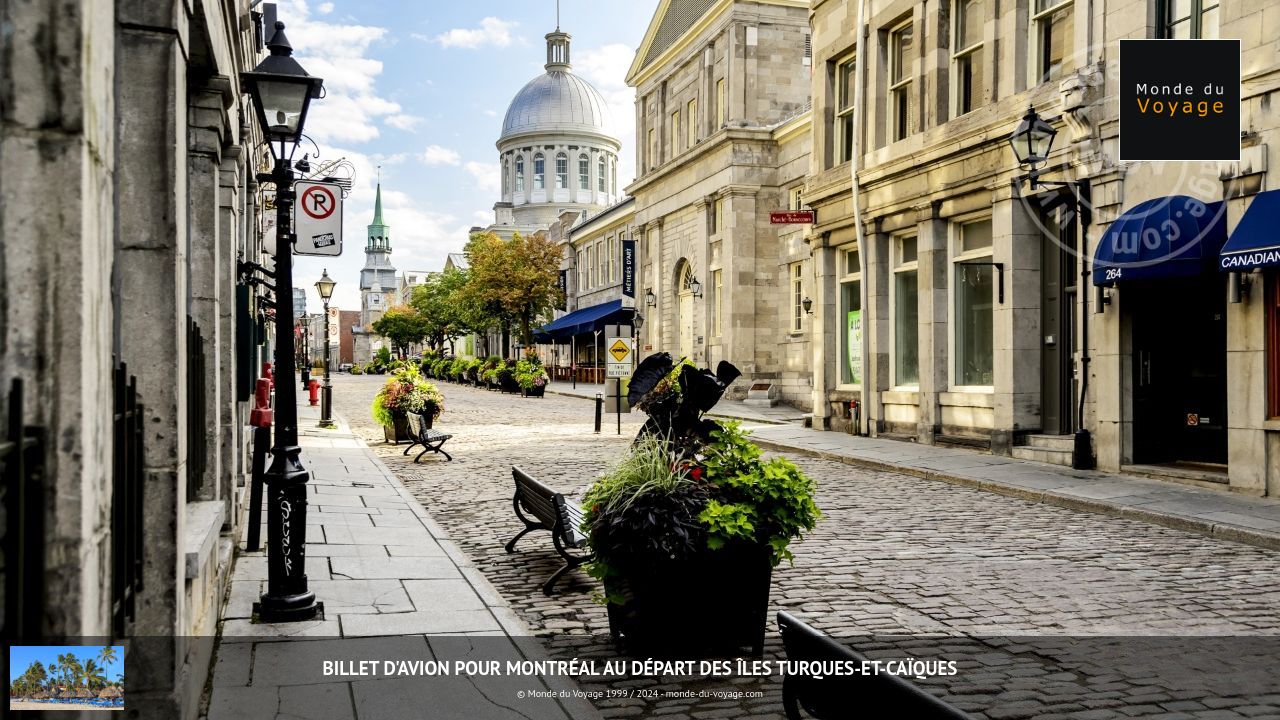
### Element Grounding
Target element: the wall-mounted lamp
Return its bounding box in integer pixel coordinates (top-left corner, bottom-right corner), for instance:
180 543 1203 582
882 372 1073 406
689 277 703 298
1229 271 1252 304
633 314 645 331
1093 285 1112 314
645 288 657 307
802 297 814 314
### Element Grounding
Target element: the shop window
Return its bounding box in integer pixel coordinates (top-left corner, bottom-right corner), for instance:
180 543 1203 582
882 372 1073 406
953 0 984 116
894 236 920 386
791 262 804 332
1033 0 1073 83
954 219 994 386
839 247 863 385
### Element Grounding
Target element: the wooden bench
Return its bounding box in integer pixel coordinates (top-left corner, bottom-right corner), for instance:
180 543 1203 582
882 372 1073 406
505 466 593 595
777 611 970 719
403 413 452 462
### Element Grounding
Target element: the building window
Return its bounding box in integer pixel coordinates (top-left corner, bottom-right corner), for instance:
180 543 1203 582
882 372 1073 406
578 248 587 291
648 128 657 168
789 186 804 211
597 155 606 192
1033 0 1073 83
585 245 594 289
710 197 726 234
791 262 804 332
534 153 545 189
834 54 856 164
953 0 984 116
597 241 606 286
839 247 862 385
687 98 698 147
1268 274 1280 416
515 156 525 192
1163 0 1219 38
578 154 589 190
712 269 723 336
893 236 919 386
555 152 568 190
671 110 681 155
889 20 914 141
954 219 994 387
716 78 726 127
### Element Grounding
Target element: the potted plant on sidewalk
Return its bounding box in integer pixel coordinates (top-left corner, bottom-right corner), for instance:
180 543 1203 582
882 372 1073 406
581 353 821 657
372 365 445 443
514 355 549 397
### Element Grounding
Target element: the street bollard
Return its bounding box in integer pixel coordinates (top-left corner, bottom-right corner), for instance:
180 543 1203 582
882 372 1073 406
300 366 311 391
594 392 603 434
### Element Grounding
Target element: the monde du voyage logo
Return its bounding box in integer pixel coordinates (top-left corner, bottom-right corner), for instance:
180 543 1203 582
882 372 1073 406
1120 39 1240 162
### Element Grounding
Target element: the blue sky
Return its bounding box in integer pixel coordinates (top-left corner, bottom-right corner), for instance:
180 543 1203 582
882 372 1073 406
282 0 654 310
9 646 125 683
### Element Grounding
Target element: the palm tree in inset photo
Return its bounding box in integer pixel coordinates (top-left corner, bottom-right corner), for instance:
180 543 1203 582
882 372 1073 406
98 646 117 668
81 659 106 691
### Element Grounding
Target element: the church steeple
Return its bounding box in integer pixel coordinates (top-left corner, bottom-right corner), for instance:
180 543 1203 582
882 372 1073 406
366 182 390 252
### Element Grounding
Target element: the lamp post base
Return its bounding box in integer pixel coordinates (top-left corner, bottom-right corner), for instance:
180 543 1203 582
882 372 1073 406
1072 429 1096 470
254 598 324 623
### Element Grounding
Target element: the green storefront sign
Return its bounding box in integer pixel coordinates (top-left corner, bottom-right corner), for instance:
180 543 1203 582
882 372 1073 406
847 309 862 385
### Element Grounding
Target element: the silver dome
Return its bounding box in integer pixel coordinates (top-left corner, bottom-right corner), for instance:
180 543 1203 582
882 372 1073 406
499 71 617 144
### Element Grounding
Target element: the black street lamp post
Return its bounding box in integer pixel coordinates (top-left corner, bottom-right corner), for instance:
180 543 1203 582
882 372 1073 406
1008 105 1095 471
316 269 336 429
243 21 325 622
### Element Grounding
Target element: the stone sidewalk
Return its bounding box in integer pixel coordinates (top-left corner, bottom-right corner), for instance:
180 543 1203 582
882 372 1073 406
203 402 601 720
747 424 1280 551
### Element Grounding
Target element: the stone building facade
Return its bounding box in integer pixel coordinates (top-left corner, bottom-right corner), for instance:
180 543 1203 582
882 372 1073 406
627 0 814 407
805 0 1280 497
0 0 276 716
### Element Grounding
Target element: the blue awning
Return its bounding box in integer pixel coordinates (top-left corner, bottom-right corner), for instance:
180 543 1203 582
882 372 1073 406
1092 196 1227 286
1220 189 1280 271
533 299 631 343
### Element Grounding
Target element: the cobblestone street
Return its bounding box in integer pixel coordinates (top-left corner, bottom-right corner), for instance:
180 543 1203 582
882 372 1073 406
332 374 1280 720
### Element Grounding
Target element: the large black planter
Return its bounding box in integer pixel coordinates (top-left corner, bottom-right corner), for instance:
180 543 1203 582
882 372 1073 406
604 542 772 657
383 412 411 444
521 384 546 398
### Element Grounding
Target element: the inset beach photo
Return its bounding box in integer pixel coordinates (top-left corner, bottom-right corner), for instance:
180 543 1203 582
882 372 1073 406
8 646 124 712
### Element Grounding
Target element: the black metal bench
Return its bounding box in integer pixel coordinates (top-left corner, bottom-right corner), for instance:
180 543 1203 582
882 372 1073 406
505 466 593 595
403 413 452 462
777 611 970 719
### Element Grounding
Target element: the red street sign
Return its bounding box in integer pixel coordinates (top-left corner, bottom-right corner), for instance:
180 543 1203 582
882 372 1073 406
300 184 337 220
770 211 814 224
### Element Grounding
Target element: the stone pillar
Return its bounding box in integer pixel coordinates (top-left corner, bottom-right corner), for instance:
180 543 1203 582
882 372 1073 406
0 0 116 637
115 0 188 711
726 192 759 378
811 235 837 429
220 147 244 509
188 86 224 502
991 194 1042 454
865 227 891 435
917 216 949 445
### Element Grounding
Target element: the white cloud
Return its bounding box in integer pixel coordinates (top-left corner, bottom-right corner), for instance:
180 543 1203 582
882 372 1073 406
386 114 424 131
465 161 500 193
433 17 517 50
422 145 462 166
483 109 498 117
317 2 334 14
575 43 638 189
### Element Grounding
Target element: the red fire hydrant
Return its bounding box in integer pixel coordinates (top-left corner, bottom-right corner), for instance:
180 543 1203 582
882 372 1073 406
250 378 273 427
261 361 274 389
308 379 320 406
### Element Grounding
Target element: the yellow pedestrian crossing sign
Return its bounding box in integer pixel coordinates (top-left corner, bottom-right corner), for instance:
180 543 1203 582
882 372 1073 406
609 339 631 362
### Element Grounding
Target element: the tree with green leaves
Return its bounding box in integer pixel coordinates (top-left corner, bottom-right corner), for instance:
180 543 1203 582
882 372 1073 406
464 230 562 350
98 646 117 669
371 306 429 358
409 267 477 355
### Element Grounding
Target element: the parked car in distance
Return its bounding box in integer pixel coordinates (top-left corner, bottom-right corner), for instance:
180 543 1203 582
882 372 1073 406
340 363 353 372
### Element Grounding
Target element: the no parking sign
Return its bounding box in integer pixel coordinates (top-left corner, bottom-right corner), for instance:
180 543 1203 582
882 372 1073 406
294 180 343 256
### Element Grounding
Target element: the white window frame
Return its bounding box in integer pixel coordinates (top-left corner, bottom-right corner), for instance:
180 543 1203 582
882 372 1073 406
687 97 698 147
597 154 606 191
837 245 862 390
515 156 525 192
533 153 545 190
790 262 804 333
555 152 568 190
578 154 589 191
1031 0 1074 85
948 215 995 392
888 19 914 142
890 234 920 388
951 0 984 117
833 53 857 165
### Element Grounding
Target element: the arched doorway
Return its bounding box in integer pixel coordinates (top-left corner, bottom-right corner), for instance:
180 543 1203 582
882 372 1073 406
674 260 694 361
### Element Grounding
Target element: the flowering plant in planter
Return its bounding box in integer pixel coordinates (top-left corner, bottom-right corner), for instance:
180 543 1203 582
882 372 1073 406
513 358 549 391
580 353 820 656
371 366 445 427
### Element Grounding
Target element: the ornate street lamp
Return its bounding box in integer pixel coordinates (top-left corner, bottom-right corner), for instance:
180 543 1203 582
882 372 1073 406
243 21 325 623
1008 106 1058 189
1007 106 1094 471
689 277 703 298
315 269 336 429
645 288 657 307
